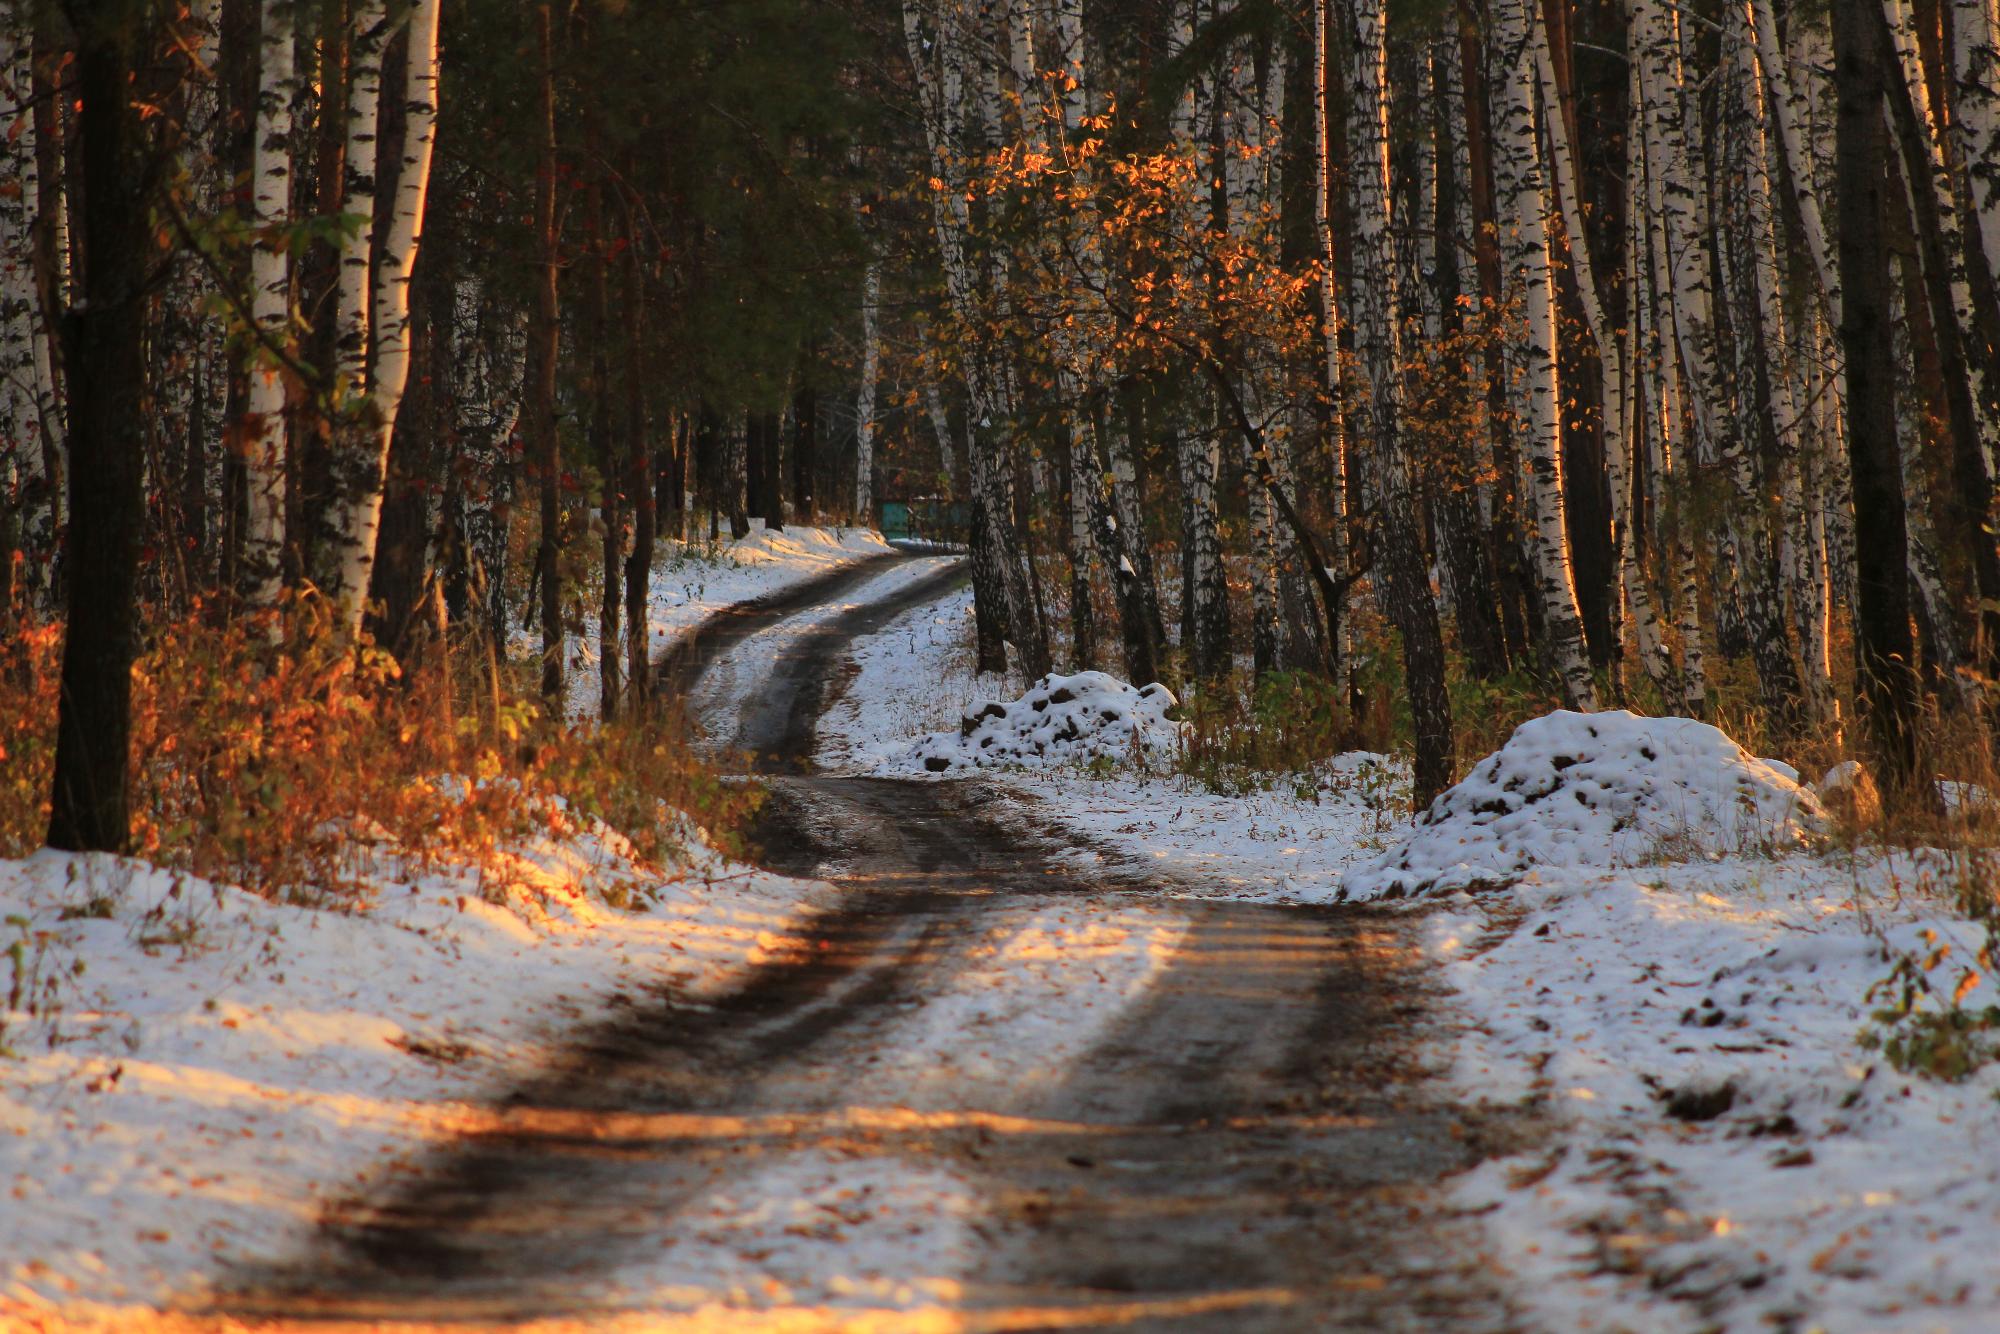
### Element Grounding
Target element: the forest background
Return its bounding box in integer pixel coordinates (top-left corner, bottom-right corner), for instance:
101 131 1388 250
0 0 1991 872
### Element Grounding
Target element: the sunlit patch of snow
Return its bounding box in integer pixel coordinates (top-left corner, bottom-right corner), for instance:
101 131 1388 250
1340 710 1825 901
887 671 1187 774
543 521 892 720
689 557 963 755
0 829 835 1314
845 903 1189 1109
1430 855 2000 1332
599 1149 983 1316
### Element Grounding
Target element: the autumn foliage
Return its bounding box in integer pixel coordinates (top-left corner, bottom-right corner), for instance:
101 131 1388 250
0 602 749 905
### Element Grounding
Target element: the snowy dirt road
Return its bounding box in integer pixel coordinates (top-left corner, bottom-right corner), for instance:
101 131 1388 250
200 556 1525 1331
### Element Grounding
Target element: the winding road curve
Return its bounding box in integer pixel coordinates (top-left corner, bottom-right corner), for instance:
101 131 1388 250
215 553 1525 1331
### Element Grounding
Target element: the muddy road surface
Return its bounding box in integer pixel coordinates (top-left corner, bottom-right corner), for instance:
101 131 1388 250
215 554 1523 1331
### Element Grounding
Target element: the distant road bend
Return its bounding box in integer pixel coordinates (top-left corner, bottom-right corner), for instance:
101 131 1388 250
215 550 1523 1332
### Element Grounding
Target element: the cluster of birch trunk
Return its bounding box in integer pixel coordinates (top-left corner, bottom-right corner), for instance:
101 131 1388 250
890 0 2000 800
0 0 862 852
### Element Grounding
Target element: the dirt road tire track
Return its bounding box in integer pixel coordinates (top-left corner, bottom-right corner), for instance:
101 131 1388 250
206 552 1524 1331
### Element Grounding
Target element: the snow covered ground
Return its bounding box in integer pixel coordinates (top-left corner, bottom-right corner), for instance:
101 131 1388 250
687 554 962 754
544 521 892 719
825 576 2000 1333
816 582 987 774
1433 854 2000 1334
589 900 1190 1320
1 529 898 1324
0 828 837 1323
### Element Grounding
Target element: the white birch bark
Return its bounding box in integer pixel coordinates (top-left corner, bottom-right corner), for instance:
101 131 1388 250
1313 0 1354 673
902 0 1046 670
1749 0 1841 324
1719 45 1808 715
1633 0 1724 463
0 16 37 497
334 0 386 401
1950 0 2000 284
244 0 296 608
1630 0 1707 712
450 281 523 637
1534 18 1632 679
1491 0 1597 709
1890 278 1969 699
1885 0 2000 482
1620 100 1678 702
329 0 441 635
923 382 958 483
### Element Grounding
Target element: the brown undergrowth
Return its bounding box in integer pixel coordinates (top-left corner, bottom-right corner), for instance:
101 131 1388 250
0 595 753 908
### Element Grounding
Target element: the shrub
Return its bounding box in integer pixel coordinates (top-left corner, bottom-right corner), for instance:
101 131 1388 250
1176 668 1350 795
0 596 753 907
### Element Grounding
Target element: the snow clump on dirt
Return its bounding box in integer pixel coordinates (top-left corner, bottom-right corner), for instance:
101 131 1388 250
903 671 1186 773
1339 709 1825 900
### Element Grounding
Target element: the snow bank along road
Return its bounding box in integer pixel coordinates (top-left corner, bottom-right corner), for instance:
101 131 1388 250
204 555 1527 1331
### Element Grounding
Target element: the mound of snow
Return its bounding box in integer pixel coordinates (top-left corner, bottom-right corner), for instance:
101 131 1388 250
901 671 1186 773
1339 710 1824 900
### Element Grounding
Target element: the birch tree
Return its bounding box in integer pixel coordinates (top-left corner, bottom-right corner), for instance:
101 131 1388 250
323 0 442 636
1490 0 1596 710
1344 0 1453 801
243 0 296 610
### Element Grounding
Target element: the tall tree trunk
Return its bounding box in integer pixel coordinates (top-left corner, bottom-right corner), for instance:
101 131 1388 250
624 231 653 712
48 3 162 853
1429 37 1508 682
585 136 621 720
1346 0 1454 803
792 376 816 526
759 409 784 532
1881 0 2000 672
530 3 563 703
854 241 880 525
1723 31 1808 735
1492 0 1597 710
0 14 39 623
330 0 441 637
1832 0 1923 789
27 4 66 581
1176 415 1229 683
1061 418 1100 671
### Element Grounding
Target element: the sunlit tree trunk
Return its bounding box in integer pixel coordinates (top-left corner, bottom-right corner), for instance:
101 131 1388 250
1950 0 2000 291
1491 0 1596 710
236 0 295 609
1429 38 1508 681
0 13 34 623
322 0 383 627
1882 0 2000 669
1344 0 1454 799
333 0 385 407
1533 13 1630 693
344 0 440 634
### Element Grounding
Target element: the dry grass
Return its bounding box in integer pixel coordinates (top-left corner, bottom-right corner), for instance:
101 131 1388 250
0 596 752 907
